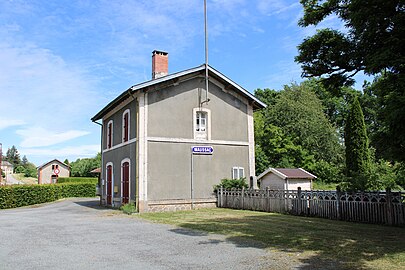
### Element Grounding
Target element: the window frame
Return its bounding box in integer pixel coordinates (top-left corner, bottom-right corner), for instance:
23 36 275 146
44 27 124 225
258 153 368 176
107 120 113 149
232 167 245 179
193 108 211 140
122 109 130 143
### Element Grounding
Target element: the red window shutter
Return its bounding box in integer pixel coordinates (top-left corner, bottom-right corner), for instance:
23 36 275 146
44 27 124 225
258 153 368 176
124 113 129 142
108 123 112 148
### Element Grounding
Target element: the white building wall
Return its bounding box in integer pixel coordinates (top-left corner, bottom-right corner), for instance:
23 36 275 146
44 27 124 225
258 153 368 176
260 173 285 190
287 179 312 190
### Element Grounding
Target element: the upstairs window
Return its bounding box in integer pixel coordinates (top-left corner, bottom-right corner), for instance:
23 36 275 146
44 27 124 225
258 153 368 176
193 108 210 140
122 109 130 143
107 120 113 149
232 167 245 179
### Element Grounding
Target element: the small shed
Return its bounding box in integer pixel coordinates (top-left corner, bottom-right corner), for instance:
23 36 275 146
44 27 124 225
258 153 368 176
258 168 316 190
37 159 70 184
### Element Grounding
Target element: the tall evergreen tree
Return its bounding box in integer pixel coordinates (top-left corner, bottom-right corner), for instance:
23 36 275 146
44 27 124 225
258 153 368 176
6 145 21 168
344 97 371 190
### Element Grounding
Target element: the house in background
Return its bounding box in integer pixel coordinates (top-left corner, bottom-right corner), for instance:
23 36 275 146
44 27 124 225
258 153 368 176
258 168 317 190
37 159 70 184
1 161 14 175
92 50 266 212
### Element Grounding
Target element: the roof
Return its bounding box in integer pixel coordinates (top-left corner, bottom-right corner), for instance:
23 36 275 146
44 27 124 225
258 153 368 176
90 168 101 174
37 159 71 170
91 64 267 121
1 161 13 167
258 168 317 180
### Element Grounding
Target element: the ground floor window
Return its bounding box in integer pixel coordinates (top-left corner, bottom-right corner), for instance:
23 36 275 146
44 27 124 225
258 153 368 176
121 159 130 204
232 167 245 179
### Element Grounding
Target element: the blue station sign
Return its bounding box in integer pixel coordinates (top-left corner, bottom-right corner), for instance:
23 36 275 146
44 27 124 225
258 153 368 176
192 146 214 155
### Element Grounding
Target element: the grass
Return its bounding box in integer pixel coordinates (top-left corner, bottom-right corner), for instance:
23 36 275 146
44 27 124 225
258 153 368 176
138 208 405 270
312 181 338 190
12 173 37 185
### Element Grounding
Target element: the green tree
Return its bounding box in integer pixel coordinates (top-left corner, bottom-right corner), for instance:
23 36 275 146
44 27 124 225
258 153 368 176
63 159 70 166
268 83 342 164
345 97 371 190
22 155 28 167
5 145 21 169
254 83 343 179
366 73 405 162
23 163 37 178
70 153 101 177
295 0 405 162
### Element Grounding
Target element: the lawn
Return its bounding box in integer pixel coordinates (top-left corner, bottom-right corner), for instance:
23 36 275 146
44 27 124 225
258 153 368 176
13 173 37 185
138 208 405 270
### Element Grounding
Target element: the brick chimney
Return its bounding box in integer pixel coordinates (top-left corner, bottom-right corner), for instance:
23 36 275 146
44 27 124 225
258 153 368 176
152 50 168 79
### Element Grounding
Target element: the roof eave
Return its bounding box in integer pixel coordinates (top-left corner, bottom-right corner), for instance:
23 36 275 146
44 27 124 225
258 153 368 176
91 64 267 121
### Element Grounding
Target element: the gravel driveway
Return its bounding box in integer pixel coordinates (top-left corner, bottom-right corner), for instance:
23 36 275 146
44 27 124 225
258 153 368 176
0 198 288 270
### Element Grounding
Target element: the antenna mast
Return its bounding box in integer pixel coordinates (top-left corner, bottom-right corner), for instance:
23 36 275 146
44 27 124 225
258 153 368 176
202 0 210 105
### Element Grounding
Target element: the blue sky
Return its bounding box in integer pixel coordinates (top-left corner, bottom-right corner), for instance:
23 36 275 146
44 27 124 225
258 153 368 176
0 0 368 166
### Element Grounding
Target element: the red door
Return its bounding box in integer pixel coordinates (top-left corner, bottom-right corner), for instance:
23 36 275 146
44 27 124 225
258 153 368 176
106 165 112 205
122 162 130 204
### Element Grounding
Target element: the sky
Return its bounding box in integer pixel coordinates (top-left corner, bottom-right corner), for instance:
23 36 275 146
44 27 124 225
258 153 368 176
0 0 369 166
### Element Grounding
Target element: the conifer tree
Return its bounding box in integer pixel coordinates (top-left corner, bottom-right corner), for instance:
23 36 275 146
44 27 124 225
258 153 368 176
345 97 371 190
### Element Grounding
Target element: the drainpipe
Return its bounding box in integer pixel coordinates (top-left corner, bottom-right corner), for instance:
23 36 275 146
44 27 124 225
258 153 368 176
92 120 103 206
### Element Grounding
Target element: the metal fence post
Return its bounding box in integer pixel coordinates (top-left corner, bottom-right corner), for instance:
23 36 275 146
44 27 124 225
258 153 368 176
386 188 393 225
297 187 302 215
241 187 245 210
336 185 341 220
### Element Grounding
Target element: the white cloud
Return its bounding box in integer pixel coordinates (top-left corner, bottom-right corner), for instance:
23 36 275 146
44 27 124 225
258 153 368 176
0 118 25 130
21 144 100 164
257 0 301 18
263 60 303 90
0 40 102 130
16 127 90 148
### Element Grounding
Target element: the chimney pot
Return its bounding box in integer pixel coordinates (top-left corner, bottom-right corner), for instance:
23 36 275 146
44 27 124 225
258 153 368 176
152 50 168 79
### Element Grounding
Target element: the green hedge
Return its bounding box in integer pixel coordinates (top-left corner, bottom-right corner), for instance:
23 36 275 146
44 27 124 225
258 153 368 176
0 183 96 209
57 177 98 184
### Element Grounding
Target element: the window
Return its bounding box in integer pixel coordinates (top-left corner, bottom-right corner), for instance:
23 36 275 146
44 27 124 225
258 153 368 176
193 108 210 140
107 120 113 149
232 167 245 179
122 109 130 143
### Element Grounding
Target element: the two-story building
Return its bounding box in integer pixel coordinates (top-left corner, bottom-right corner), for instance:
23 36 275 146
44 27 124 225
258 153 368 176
92 50 266 212
37 159 70 184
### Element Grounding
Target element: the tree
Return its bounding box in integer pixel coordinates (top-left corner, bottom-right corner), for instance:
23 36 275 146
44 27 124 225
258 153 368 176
253 83 342 181
344 97 371 190
268 83 342 165
70 153 101 177
5 145 21 169
295 0 405 161
23 163 37 178
63 159 70 166
22 155 28 167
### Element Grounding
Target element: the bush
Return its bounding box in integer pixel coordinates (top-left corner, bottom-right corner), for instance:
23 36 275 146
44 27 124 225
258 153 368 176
213 178 249 192
120 203 136 215
0 183 96 209
57 177 98 184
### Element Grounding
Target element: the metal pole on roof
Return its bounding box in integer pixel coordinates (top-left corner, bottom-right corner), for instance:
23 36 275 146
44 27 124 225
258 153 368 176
202 0 210 105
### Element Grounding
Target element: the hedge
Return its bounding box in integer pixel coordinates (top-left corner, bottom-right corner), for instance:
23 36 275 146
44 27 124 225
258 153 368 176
0 183 96 209
57 177 98 184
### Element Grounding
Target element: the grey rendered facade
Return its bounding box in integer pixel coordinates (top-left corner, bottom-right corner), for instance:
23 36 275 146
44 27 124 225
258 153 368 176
92 59 265 212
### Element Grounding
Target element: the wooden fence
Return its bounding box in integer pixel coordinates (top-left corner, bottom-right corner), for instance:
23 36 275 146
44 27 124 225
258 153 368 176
216 187 405 226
